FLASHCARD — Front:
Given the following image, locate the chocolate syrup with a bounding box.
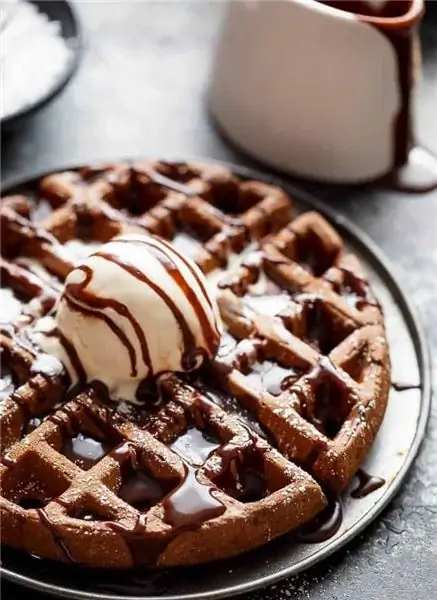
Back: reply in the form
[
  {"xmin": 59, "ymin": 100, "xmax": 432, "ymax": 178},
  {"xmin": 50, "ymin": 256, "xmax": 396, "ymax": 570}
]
[
  {"xmin": 107, "ymin": 515, "xmax": 173, "ymax": 565},
  {"xmin": 159, "ymin": 236, "xmax": 216, "ymax": 314},
  {"xmin": 247, "ymin": 360, "xmax": 302, "ymax": 396},
  {"xmin": 297, "ymin": 498, "xmax": 343, "ymax": 543},
  {"xmin": 162, "ymin": 463, "xmax": 226, "ymax": 529},
  {"xmin": 195, "ymin": 379, "xmax": 270, "ymax": 440},
  {"xmin": 304, "ymin": 357, "xmax": 353, "ymax": 438},
  {"xmin": 171, "ymin": 384, "xmax": 268, "ymax": 504},
  {"xmin": 122, "ymin": 234, "xmax": 219, "ymax": 359},
  {"xmin": 61, "ymin": 432, "xmax": 110, "ymax": 470},
  {"xmin": 64, "ymin": 265, "xmax": 150, "ymax": 379},
  {"xmin": 110, "ymin": 441, "xmax": 168, "ymax": 510},
  {"xmin": 135, "ymin": 378, "xmax": 166, "ymax": 411},
  {"xmin": 99, "ymin": 238, "xmax": 216, "ymax": 372},
  {"xmin": 214, "ymin": 424, "xmax": 268, "ymax": 503},
  {"xmin": 119, "ymin": 471, "xmax": 166, "ymax": 510},
  {"xmin": 321, "ymin": 1, "xmax": 437, "ymax": 193},
  {"xmin": 57, "ymin": 329, "xmax": 86, "ymax": 383},
  {"xmin": 351, "ymin": 468, "xmax": 385, "ymax": 498}
]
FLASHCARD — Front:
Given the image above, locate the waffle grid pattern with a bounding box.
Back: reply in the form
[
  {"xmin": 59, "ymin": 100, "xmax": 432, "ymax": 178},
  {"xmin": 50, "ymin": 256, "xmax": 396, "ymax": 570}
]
[{"xmin": 0, "ymin": 161, "xmax": 390, "ymax": 567}]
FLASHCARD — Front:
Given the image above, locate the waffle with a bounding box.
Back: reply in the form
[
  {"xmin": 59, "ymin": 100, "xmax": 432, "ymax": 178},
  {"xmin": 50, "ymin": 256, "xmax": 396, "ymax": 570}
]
[{"xmin": 0, "ymin": 160, "xmax": 390, "ymax": 568}]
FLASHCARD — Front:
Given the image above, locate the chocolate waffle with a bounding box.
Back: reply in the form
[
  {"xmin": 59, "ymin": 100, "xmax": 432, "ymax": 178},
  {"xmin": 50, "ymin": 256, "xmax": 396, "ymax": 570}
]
[{"xmin": 0, "ymin": 160, "xmax": 390, "ymax": 567}]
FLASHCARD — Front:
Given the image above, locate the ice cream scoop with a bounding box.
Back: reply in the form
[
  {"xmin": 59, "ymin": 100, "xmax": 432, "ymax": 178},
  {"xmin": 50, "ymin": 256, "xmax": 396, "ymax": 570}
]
[{"xmin": 33, "ymin": 233, "xmax": 222, "ymax": 403}]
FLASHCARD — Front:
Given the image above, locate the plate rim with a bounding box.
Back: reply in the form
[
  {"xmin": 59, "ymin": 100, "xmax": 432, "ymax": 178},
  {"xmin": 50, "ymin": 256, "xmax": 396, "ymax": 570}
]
[
  {"xmin": 1, "ymin": 0, "xmax": 83, "ymax": 128},
  {"xmin": 0, "ymin": 158, "xmax": 432, "ymax": 600}
]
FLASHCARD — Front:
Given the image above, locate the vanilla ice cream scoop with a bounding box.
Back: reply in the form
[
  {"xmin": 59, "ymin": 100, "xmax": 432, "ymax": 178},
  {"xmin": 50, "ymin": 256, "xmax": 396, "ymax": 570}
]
[{"xmin": 34, "ymin": 234, "xmax": 222, "ymax": 403}]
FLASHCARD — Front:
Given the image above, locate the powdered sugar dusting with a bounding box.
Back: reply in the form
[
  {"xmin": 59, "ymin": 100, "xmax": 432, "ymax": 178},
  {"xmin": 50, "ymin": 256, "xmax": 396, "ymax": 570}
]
[{"xmin": 1, "ymin": 0, "xmax": 73, "ymax": 119}]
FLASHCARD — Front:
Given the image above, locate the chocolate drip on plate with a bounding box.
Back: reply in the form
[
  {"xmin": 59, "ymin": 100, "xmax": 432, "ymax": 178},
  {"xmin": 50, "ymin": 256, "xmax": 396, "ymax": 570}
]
[
  {"xmin": 351, "ymin": 469, "xmax": 385, "ymax": 498},
  {"xmin": 297, "ymin": 498, "xmax": 343, "ymax": 543}
]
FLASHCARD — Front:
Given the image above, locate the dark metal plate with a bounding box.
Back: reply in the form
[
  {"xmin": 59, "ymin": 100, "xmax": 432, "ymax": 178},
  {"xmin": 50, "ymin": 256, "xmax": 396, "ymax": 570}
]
[
  {"xmin": 0, "ymin": 160, "xmax": 431, "ymax": 600},
  {"xmin": 1, "ymin": 1, "xmax": 82, "ymax": 130}
]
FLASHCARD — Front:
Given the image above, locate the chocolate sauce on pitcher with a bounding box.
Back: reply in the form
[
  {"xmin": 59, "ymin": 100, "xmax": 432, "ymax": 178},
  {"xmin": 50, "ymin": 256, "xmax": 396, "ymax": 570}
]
[{"xmin": 322, "ymin": 0, "xmax": 437, "ymax": 193}]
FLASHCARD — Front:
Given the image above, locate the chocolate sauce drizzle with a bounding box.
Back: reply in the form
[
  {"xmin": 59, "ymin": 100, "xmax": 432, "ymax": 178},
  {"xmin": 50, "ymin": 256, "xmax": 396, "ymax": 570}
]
[
  {"xmin": 114, "ymin": 235, "xmax": 219, "ymax": 358},
  {"xmin": 103, "ymin": 439, "xmax": 226, "ymax": 564},
  {"xmin": 297, "ymin": 498, "xmax": 343, "ymax": 543},
  {"xmin": 96, "ymin": 238, "xmax": 218, "ymax": 371},
  {"xmin": 63, "ymin": 265, "xmax": 150, "ymax": 379},
  {"xmin": 60, "ymin": 432, "xmax": 111, "ymax": 471},
  {"xmin": 303, "ymin": 356, "xmax": 353, "ymax": 438},
  {"xmin": 57, "ymin": 329, "xmax": 86, "ymax": 383},
  {"xmin": 351, "ymin": 468, "xmax": 385, "ymax": 498},
  {"xmin": 111, "ymin": 442, "xmax": 167, "ymax": 511},
  {"xmin": 51, "ymin": 232, "xmax": 220, "ymax": 394},
  {"xmin": 162, "ymin": 463, "xmax": 225, "ymax": 529}
]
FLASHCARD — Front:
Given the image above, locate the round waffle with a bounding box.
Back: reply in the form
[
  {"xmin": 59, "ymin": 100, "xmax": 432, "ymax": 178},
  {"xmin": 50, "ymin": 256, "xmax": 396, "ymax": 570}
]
[{"xmin": 0, "ymin": 160, "xmax": 390, "ymax": 568}]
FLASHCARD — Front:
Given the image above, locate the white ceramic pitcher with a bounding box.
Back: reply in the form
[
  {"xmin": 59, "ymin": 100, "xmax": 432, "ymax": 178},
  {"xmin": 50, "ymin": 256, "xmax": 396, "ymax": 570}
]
[{"xmin": 210, "ymin": 0, "xmax": 424, "ymax": 184}]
